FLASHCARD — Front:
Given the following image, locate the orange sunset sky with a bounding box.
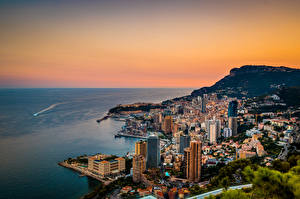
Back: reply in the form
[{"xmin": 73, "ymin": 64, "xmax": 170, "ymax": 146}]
[{"xmin": 0, "ymin": 0, "xmax": 300, "ymax": 88}]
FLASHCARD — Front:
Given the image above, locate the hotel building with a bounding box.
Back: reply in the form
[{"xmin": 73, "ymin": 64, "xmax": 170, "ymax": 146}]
[{"xmin": 88, "ymin": 156, "xmax": 125, "ymax": 176}]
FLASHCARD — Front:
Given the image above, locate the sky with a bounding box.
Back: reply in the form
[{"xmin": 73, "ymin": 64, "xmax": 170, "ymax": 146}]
[{"xmin": 0, "ymin": 0, "xmax": 300, "ymax": 88}]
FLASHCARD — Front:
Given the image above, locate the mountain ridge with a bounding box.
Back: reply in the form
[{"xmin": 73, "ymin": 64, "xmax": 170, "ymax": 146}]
[{"xmin": 191, "ymin": 65, "xmax": 300, "ymax": 98}]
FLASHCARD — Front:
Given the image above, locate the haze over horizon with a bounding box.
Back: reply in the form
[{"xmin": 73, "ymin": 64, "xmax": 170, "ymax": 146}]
[{"xmin": 1, "ymin": 0, "xmax": 300, "ymax": 88}]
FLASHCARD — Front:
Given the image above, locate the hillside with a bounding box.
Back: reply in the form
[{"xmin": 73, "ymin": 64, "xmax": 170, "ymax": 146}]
[
  {"xmin": 276, "ymin": 86, "xmax": 300, "ymax": 107},
  {"xmin": 191, "ymin": 65, "xmax": 300, "ymax": 98}
]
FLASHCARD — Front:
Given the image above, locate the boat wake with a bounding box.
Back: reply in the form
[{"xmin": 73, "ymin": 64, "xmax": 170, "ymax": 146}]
[{"xmin": 33, "ymin": 103, "xmax": 64, "ymax": 117}]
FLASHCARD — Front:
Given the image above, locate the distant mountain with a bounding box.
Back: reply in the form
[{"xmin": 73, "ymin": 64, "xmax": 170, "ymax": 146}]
[{"xmin": 191, "ymin": 65, "xmax": 300, "ymax": 98}]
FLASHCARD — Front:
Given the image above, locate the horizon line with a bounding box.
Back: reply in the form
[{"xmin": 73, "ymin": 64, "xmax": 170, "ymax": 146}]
[{"xmin": 0, "ymin": 87, "xmax": 198, "ymax": 89}]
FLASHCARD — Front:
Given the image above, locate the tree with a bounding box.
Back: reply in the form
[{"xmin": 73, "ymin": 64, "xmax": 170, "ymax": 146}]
[
  {"xmin": 189, "ymin": 184, "xmax": 205, "ymax": 195},
  {"xmin": 210, "ymin": 159, "xmax": 254, "ymax": 188},
  {"xmin": 287, "ymin": 154, "xmax": 300, "ymax": 167},
  {"xmin": 243, "ymin": 164, "xmax": 299, "ymax": 199},
  {"xmin": 272, "ymin": 160, "xmax": 290, "ymax": 173},
  {"xmin": 221, "ymin": 189, "xmax": 250, "ymax": 199},
  {"xmin": 209, "ymin": 161, "xmax": 300, "ymax": 199},
  {"xmin": 125, "ymin": 157, "xmax": 132, "ymax": 174},
  {"xmin": 220, "ymin": 176, "xmax": 230, "ymax": 190}
]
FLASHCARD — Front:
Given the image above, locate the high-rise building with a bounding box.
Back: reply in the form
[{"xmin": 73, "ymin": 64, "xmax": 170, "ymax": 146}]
[
  {"xmin": 179, "ymin": 135, "xmax": 190, "ymax": 154},
  {"xmin": 153, "ymin": 113, "xmax": 160, "ymax": 124},
  {"xmin": 163, "ymin": 115, "xmax": 173, "ymax": 134},
  {"xmin": 135, "ymin": 140, "xmax": 147, "ymax": 158},
  {"xmin": 228, "ymin": 100, "xmax": 238, "ymax": 117},
  {"xmin": 173, "ymin": 122, "xmax": 179, "ymax": 136},
  {"xmin": 205, "ymin": 120, "xmax": 212, "ymax": 138},
  {"xmin": 184, "ymin": 140, "xmax": 202, "ymax": 182},
  {"xmin": 223, "ymin": 127, "xmax": 232, "ymax": 138},
  {"xmin": 209, "ymin": 122, "xmax": 217, "ymax": 144},
  {"xmin": 132, "ymin": 155, "xmax": 146, "ymax": 182},
  {"xmin": 201, "ymin": 95, "xmax": 208, "ymax": 113},
  {"xmin": 228, "ymin": 117, "xmax": 238, "ymax": 136},
  {"xmin": 146, "ymin": 134, "xmax": 160, "ymax": 169},
  {"xmin": 215, "ymin": 119, "xmax": 221, "ymax": 138},
  {"xmin": 206, "ymin": 119, "xmax": 221, "ymax": 143}
]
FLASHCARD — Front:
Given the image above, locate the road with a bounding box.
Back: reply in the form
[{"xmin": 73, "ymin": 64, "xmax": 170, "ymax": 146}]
[
  {"xmin": 187, "ymin": 184, "xmax": 252, "ymax": 199},
  {"xmin": 278, "ymin": 142, "xmax": 289, "ymax": 160}
]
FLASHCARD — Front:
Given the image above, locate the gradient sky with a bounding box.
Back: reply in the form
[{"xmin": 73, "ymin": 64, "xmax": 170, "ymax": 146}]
[{"xmin": 1, "ymin": 0, "xmax": 300, "ymax": 88}]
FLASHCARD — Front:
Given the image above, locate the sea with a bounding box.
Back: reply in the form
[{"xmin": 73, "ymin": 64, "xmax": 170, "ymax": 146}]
[{"xmin": 0, "ymin": 88, "xmax": 193, "ymax": 199}]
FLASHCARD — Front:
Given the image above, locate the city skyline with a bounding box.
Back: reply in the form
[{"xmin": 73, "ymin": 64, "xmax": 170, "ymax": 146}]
[{"xmin": 1, "ymin": 0, "xmax": 300, "ymax": 88}]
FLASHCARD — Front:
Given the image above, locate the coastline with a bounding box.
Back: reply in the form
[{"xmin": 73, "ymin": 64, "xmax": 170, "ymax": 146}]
[
  {"xmin": 58, "ymin": 162, "xmax": 113, "ymax": 186},
  {"xmin": 96, "ymin": 115, "xmax": 110, "ymax": 123}
]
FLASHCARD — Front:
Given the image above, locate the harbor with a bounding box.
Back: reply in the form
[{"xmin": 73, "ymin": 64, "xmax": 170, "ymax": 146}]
[{"xmin": 114, "ymin": 132, "xmax": 147, "ymax": 139}]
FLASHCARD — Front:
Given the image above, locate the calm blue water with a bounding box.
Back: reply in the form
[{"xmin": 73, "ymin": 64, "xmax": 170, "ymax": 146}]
[{"xmin": 0, "ymin": 88, "xmax": 193, "ymax": 199}]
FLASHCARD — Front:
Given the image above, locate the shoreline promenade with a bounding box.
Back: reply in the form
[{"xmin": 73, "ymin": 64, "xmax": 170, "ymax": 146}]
[{"xmin": 58, "ymin": 162, "xmax": 113, "ymax": 185}]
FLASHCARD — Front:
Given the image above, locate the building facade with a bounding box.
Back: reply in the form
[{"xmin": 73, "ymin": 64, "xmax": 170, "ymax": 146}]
[
  {"xmin": 132, "ymin": 155, "xmax": 146, "ymax": 182},
  {"xmin": 206, "ymin": 119, "xmax": 221, "ymax": 143},
  {"xmin": 163, "ymin": 115, "xmax": 173, "ymax": 134},
  {"xmin": 228, "ymin": 117, "xmax": 238, "ymax": 136},
  {"xmin": 223, "ymin": 127, "xmax": 232, "ymax": 138},
  {"xmin": 228, "ymin": 100, "xmax": 238, "ymax": 117},
  {"xmin": 135, "ymin": 140, "xmax": 147, "ymax": 158},
  {"xmin": 146, "ymin": 134, "xmax": 160, "ymax": 169},
  {"xmin": 201, "ymin": 95, "xmax": 208, "ymax": 113},
  {"xmin": 209, "ymin": 122, "xmax": 217, "ymax": 144},
  {"xmin": 179, "ymin": 135, "xmax": 191, "ymax": 154},
  {"xmin": 88, "ymin": 156, "xmax": 125, "ymax": 176},
  {"xmin": 236, "ymin": 150, "xmax": 256, "ymax": 159},
  {"xmin": 185, "ymin": 140, "xmax": 202, "ymax": 182}
]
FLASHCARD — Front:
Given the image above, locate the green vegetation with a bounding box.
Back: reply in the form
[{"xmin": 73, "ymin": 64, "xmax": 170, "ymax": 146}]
[
  {"xmin": 108, "ymin": 103, "xmax": 165, "ymax": 114},
  {"xmin": 205, "ymin": 162, "xmax": 300, "ymax": 199},
  {"xmin": 165, "ymin": 167, "xmax": 183, "ymax": 178},
  {"xmin": 210, "ymin": 159, "xmax": 256, "ymax": 188},
  {"xmin": 65, "ymin": 155, "xmax": 88, "ymax": 165},
  {"xmin": 287, "ymin": 153, "xmax": 300, "ymax": 167},
  {"xmin": 206, "ymin": 152, "xmax": 300, "ymax": 199},
  {"xmin": 102, "ymin": 155, "xmax": 118, "ymax": 161},
  {"xmin": 202, "ymin": 163, "xmax": 226, "ymax": 181},
  {"xmin": 277, "ymin": 86, "xmax": 300, "ymax": 107},
  {"xmin": 212, "ymin": 189, "xmax": 250, "ymax": 199},
  {"xmin": 249, "ymin": 105, "xmax": 287, "ymax": 114},
  {"xmin": 190, "ymin": 159, "xmax": 255, "ymax": 196},
  {"xmin": 144, "ymin": 168, "xmax": 162, "ymax": 184},
  {"xmin": 125, "ymin": 157, "xmax": 132, "ymax": 174},
  {"xmin": 189, "ymin": 184, "xmax": 206, "ymax": 195},
  {"xmin": 238, "ymin": 124, "xmax": 254, "ymax": 135},
  {"xmin": 224, "ymin": 132, "xmax": 248, "ymax": 143},
  {"xmin": 272, "ymin": 159, "xmax": 291, "ymax": 173},
  {"xmin": 259, "ymin": 136, "xmax": 283, "ymax": 156}
]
